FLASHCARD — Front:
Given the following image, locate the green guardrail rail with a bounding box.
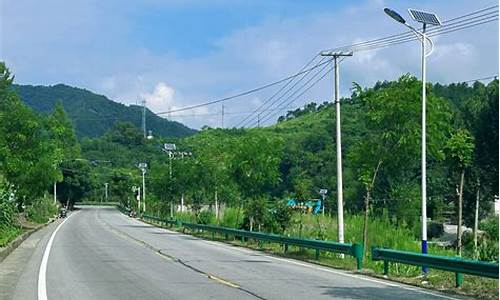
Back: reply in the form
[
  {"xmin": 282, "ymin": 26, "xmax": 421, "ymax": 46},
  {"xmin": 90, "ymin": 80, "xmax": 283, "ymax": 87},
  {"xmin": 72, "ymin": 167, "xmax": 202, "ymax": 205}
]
[
  {"xmin": 141, "ymin": 213, "xmax": 363, "ymax": 271},
  {"xmin": 142, "ymin": 214, "xmax": 179, "ymax": 226},
  {"xmin": 372, "ymin": 247, "xmax": 499, "ymax": 287}
]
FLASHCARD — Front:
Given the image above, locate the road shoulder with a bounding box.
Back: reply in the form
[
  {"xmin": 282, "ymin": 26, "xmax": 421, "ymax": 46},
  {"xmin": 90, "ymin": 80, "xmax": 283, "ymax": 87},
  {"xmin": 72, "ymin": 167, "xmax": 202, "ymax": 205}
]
[{"xmin": 0, "ymin": 218, "xmax": 61, "ymax": 300}]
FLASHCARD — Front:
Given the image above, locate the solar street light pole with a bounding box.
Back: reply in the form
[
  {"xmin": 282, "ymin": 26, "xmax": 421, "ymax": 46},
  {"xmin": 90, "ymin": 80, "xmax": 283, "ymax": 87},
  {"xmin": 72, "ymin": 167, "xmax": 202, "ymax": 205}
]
[{"xmin": 384, "ymin": 8, "xmax": 440, "ymax": 273}]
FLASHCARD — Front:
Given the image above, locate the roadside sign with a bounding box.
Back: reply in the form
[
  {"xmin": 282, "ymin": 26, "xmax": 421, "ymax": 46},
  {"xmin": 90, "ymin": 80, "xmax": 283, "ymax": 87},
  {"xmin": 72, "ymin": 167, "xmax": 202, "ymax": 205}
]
[{"xmin": 164, "ymin": 143, "xmax": 176, "ymax": 151}]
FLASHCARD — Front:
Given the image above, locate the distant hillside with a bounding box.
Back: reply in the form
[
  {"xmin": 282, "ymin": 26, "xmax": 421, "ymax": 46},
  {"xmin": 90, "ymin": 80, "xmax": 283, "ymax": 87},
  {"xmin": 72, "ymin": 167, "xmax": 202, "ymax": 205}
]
[{"xmin": 13, "ymin": 84, "xmax": 196, "ymax": 138}]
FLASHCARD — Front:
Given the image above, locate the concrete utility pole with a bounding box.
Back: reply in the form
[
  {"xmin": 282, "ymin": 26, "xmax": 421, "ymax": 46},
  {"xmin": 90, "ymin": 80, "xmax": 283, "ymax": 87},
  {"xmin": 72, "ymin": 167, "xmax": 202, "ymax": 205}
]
[
  {"xmin": 320, "ymin": 51, "xmax": 352, "ymax": 247},
  {"xmin": 141, "ymin": 99, "xmax": 146, "ymax": 138}
]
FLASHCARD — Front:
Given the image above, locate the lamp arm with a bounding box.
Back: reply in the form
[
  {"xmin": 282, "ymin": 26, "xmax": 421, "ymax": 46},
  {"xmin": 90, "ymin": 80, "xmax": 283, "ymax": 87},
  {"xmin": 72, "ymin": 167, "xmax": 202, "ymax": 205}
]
[{"xmin": 405, "ymin": 24, "xmax": 434, "ymax": 57}]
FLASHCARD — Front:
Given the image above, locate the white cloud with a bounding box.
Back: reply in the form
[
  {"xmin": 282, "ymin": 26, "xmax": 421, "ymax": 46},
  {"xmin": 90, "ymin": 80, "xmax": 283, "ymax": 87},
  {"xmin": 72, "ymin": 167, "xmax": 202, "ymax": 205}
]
[{"xmin": 141, "ymin": 82, "xmax": 176, "ymax": 113}]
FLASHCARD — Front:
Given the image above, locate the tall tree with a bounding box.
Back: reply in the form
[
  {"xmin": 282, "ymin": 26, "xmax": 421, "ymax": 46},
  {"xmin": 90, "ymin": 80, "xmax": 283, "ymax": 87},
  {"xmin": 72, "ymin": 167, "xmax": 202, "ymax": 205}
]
[{"xmin": 445, "ymin": 129, "xmax": 474, "ymax": 256}]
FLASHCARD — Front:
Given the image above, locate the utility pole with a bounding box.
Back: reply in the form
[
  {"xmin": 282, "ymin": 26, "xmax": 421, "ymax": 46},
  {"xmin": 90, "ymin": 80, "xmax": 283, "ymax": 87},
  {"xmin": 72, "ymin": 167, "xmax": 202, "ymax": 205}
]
[
  {"xmin": 257, "ymin": 113, "xmax": 261, "ymax": 128},
  {"xmin": 320, "ymin": 51, "xmax": 352, "ymax": 247},
  {"xmin": 141, "ymin": 99, "xmax": 146, "ymax": 139}
]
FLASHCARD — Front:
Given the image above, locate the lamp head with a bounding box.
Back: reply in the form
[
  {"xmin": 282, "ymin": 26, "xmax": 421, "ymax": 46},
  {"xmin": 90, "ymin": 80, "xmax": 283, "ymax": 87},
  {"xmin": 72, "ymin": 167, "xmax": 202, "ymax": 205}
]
[{"xmin": 384, "ymin": 8, "xmax": 406, "ymax": 24}]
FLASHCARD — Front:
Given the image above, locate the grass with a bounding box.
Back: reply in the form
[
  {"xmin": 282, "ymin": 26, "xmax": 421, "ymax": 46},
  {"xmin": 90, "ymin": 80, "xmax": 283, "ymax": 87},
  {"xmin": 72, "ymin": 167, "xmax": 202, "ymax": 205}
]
[
  {"xmin": 145, "ymin": 208, "xmax": 498, "ymax": 300},
  {"xmin": 0, "ymin": 224, "xmax": 22, "ymax": 247}
]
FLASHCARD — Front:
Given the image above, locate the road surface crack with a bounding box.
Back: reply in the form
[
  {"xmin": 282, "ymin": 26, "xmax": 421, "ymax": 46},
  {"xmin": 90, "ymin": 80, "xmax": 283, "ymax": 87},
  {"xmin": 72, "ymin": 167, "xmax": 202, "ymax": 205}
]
[{"xmin": 102, "ymin": 216, "xmax": 267, "ymax": 300}]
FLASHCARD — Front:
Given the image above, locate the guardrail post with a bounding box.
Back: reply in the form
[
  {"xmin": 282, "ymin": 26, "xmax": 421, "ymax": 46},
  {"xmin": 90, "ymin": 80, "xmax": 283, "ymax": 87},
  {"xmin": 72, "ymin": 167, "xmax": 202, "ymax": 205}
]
[
  {"xmin": 315, "ymin": 249, "xmax": 320, "ymax": 260},
  {"xmin": 284, "ymin": 244, "xmax": 288, "ymax": 253},
  {"xmin": 455, "ymin": 273, "xmax": 463, "ymax": 288},
  {"xmin": 225, "ymin": 233, "xmax": 228, "ymax": 240},
  {"xmin": 258, "ymin": 240, "xmax": 263, "ymax": 249},
  {"xmin": 352, "ymin": 243, "xmax": 363, "ymax": 271},
  {"xmin": 383, "ymin": 261, "xmax": 389, "ymax": 276}
]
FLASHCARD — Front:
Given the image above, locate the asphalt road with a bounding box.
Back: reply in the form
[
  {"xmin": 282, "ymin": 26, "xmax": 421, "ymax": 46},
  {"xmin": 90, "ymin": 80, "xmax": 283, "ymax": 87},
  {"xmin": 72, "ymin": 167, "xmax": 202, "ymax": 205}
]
[{"xmin": 0, "ymin": 206, "xmax": 469, "ymax": 300}]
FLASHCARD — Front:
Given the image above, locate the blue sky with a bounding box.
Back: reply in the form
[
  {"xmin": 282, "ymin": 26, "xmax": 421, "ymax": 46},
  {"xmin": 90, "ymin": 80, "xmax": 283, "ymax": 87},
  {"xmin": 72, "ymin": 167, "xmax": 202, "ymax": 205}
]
[{"xmin": 1, "ymin": 0, "xmax": 498, "ymax": 129}]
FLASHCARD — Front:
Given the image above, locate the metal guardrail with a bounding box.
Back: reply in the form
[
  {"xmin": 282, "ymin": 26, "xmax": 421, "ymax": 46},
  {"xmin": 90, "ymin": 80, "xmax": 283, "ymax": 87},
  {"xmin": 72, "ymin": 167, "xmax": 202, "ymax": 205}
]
[
  {"xmin": 372, "ymin": 247, "xmax": 499, "ymax": 287},
  {"xmin": 142, "ymin": 214, "xmax": 179, "ymax": 226},
  {"xmin": 141, "ymin": 214, "xmax": 363, "ymax": 271}
]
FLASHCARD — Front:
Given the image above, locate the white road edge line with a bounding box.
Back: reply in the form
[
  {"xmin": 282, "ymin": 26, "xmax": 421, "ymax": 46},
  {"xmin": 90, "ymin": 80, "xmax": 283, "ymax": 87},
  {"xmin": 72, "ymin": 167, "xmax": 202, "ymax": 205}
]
[{"xmin": 38, "ymin": 212, "xmax": 77, "ymax": 300}]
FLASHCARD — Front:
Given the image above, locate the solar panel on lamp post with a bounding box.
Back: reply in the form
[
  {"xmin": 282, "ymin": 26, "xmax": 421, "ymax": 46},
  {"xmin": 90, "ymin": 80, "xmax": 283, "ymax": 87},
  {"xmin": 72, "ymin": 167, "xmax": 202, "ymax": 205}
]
[{"xmin": 384, "ymin": 7, "xmax": 441, "ymax": 274}]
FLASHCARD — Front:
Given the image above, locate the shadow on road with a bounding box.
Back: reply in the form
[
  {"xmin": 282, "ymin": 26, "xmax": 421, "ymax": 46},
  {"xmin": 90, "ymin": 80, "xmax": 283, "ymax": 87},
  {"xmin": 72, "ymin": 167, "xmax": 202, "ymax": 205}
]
[
  {"xmin": 318, "ymin": 285, "xmax": 431, "ymax": 300},
  {"xmin": 119, "ymin": 224, "xmax": 153, "ymax": 228}
]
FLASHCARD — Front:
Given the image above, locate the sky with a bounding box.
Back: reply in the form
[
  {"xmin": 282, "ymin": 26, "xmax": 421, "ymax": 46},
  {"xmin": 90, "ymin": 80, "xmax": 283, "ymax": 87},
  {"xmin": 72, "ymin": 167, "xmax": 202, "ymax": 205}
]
[{"xmin": 1, "ymin": 0, "xmax": 498, "ymax": 129}]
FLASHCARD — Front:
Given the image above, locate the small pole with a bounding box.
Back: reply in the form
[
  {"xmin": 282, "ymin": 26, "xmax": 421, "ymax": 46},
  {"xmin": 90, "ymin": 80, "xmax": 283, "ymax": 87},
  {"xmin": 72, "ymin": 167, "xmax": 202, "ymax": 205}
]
[
  {"xmin": 142, "ymin": 170, "xmax": 146, "ymax": 212},
  {"xmin": 104, "ymin": 182, "xmax": 109, "ymax": 202},
  {"xmin": 473, "ymin": 179, "xmax": 480, "ymax": 259},
  {"xmin": 221, "ymin": 103, "xmax": 225, "ymax": 128},
  {"xmin": 53, "ymin": 182, "xmax": 57, "ymax": 204}
]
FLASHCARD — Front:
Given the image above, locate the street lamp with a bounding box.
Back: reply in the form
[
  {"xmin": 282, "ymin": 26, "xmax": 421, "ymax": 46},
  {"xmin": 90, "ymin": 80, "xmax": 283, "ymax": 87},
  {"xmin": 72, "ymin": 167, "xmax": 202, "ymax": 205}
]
[
  {"xmin": 138, "ymin": 163, "xmax": 147, "ymax": 213},
  {"xmin": 384, "ymin": 7, "xmax": 441, "ymax": 270},
  {"xmin": 319, "ymin": 189, "xmax": 328, "ymax": 216}
]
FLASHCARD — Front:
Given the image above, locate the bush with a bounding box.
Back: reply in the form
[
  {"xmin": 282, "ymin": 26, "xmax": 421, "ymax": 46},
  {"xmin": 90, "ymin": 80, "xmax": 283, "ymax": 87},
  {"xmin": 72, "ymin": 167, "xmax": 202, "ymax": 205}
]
[
  {"xmin": 26, "ymin": 196, "xmax": 58, "ymax": 223},
  {"xmin": 197, "ymin": 211, "xmax": 214, "ymax": 225},
  {"xmin": 220, "ymin": 207, "xmax": 244, "ymax": 229},
  {"xmin": 0, "ymin": 224, "xmax": 22, "ymax": 247},
  {"xmin": 270, "ymin": 200, "xmax": 293, "ymax": 233},
  {"xmin": 480, "ymin": 217, "xmax": 499, "ymax": 239},
  {"xmin": 0, "ymin": 177, "xmax": 16, "ymax": 227}
]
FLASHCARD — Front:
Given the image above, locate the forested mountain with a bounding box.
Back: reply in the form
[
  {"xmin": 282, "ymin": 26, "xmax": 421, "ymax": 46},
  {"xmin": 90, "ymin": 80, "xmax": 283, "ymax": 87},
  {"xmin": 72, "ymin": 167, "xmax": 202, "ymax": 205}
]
[{"xmin": 12, "ymin": 84, "xmax": 196, "ymax": 138}]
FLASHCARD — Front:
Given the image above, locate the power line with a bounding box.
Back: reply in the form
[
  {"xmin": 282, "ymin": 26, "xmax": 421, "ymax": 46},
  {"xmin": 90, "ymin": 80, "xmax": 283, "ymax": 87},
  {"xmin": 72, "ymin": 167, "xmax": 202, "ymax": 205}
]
[
  {"xmin": 351, "ymin": 14, "xmax": 498, "ymax": 53},
  {"xmin": 462, "ymin": 75, "xmax": 498, "ymax": 83},
  {"xmin": 255, "ymin": 62, "xmax": 334, "ymax": 127},
  {"xmin": 70, "ymin": 5, "xmax": 497, "ymax": 127},
  {"xmin": 235, "ymin": 54, "xmax": 323, "ymax": 128},
  {"xmin": 154, "ymin": 58, "xmax": 332, "ymax": 115},
  {"xmin": 325, "ymin": 5, "xmax": 498, "ymax": 53},
  {"xmin": 251, "ymin": 10, "xmax": 498, "ymax": 127},
  {"xmin": 239, "ymin": 56, "xmax": 330, "ymax": 128},
  {"xmin": 145, "ymin": 5, "xmax": 496, "ymax": 122},
  {"xmin": 260, "ymin": 72, "xmax": 496, "ymax": 126}
]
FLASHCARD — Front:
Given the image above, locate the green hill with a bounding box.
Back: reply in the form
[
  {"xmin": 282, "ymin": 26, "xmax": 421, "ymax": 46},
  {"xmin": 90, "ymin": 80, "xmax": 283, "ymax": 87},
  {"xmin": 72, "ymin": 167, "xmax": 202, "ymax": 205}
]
[{"xmin": 12, "ymin": 84, "xmax": 196, "ymax": 138}]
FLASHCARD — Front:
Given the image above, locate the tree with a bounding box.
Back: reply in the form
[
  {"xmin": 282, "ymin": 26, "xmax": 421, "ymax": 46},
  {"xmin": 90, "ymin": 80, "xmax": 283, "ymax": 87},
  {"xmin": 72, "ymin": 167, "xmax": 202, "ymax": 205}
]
[
  {"xmin": 57, "ymin": 160, "xmax": 93, "ymax": 206},
  {"xmin": 349, "ymin": 75, "xmax": 453, "ymax": 253},
  {"xmin": 104, "ymin": 121, "xmax": 145, "ymax": 148},
  {"xmin": 445, "ymin": 129, "xmax": 474, "ymax": 256},
  {"xmin": 0, "ymin": 63, "xmax": 60, "ymax": 206}
]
